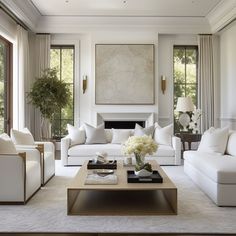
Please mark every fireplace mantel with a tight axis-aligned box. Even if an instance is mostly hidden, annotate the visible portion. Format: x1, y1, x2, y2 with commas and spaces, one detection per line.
96, 112, 154, 128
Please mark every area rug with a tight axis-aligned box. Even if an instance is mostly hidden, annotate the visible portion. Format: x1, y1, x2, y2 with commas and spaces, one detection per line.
0, 161, 236, 233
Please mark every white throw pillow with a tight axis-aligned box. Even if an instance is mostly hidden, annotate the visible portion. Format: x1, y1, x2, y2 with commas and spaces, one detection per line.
84, 123, 107, 144
226, 131, 236, 157
67, 124, 86, 146
111, 129, 131, 144
10, 128, 35, 145
154, 123, 173, 146
134, 123, 154, 137
198, 127, 229, 154
0, 133, 17, 154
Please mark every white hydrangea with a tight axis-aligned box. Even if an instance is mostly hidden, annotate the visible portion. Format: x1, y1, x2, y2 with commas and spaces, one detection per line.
122, 135, 158, 156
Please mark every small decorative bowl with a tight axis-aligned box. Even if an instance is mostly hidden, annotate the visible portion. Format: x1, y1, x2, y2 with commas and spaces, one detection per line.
135, 169, 152, 177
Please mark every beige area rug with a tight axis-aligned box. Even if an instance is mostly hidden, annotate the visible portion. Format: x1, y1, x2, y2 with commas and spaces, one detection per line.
0, 161, 236, 233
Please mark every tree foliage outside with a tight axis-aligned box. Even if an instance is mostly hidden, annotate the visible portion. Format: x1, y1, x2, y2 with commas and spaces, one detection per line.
173, 46, 198, 133
50, 46, 74, 139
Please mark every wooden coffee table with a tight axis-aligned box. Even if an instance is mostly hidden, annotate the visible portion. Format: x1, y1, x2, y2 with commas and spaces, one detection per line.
67, 160, 177, 215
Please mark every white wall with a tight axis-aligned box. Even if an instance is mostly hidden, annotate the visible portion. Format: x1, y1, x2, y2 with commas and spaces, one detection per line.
220, 21, 236, 129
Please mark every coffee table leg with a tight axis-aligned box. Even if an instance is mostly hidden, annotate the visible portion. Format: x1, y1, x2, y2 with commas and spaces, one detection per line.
67, 189, 80, 215
162, 189, 177, 214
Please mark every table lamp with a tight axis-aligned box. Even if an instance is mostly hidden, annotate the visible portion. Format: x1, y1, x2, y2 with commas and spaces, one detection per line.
176, 97, 194, 131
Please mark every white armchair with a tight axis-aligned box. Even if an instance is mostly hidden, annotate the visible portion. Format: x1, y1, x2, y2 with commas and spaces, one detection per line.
15, 142, 55, 185
0, 149, 41, 204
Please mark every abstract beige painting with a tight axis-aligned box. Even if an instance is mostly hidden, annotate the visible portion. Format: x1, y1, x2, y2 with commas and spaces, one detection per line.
95, 44, 155, 104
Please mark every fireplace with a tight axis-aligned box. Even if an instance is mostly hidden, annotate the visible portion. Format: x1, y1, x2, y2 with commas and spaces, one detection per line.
104, 120, 145, 129
96, 112, 154, 128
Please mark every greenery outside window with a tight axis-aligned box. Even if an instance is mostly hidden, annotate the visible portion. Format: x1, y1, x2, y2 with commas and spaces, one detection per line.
0, 36, 12, 134
50, 45, 74, 139
173, 46, 198, 133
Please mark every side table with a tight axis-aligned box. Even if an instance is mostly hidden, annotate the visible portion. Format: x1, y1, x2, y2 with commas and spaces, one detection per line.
175, 133, 202, 151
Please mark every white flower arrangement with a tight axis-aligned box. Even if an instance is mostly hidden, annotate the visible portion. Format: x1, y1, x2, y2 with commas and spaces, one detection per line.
122, 135, 158, 156
189, 108, 202, 133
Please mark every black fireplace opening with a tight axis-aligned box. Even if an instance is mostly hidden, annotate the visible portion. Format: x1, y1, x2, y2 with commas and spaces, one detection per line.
104, 121, 145, 129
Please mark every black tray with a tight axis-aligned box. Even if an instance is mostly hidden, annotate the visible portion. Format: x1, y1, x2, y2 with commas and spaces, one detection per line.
127, 170, 163, 183
87, 160, 117, 169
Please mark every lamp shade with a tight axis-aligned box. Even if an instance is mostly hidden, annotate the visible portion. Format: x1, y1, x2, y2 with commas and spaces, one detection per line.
176, 97, 194, 112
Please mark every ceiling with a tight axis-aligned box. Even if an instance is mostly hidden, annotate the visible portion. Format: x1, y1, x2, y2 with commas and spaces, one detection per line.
31, 0, 221, 17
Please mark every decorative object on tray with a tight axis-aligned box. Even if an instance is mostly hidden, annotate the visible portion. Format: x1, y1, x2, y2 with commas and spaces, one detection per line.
134, 163, 153, 177
123, 135, 158, 177
189, 108, 202, 134
95, 151, 108, 163
127, 170, 163, 183
85, 173, 118, 185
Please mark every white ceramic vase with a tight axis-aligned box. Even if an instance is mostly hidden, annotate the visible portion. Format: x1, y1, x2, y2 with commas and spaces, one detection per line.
40, 117, 52, 140
135, 169, 152, 177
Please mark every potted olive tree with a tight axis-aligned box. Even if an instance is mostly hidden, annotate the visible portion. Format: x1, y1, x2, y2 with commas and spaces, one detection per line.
28, 68, 71, 140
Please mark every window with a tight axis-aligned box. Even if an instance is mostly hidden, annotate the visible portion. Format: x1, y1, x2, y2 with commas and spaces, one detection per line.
173, 46, 198, 133
50, 45, 74, 139
0, 36, 12, 134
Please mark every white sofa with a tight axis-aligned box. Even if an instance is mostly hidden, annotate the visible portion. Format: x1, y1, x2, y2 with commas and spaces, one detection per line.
184, 130, 236, 206
61, 129, 181, 166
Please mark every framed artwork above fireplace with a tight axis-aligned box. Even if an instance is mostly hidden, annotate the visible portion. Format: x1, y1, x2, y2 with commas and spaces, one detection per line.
95, 44, 155, 105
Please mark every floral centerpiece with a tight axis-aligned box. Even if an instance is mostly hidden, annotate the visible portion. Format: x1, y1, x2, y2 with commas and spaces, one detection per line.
189, 108, 202, 133
123, 135, 158, 176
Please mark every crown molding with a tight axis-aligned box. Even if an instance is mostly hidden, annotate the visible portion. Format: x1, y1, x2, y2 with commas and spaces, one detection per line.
207, 0, 236, 33
36, 16, 211, 34
0, 0, 40, 31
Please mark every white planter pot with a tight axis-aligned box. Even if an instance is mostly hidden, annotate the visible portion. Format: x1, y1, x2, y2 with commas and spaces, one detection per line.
40, 117, 52, 140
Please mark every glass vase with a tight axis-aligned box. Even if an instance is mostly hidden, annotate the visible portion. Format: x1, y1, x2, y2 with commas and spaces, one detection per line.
134, 153, 145, 167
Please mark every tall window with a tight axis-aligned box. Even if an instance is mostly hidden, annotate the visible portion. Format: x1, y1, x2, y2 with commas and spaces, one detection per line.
50, 45, 74, 139
173, 46, 198, 133
0, 36, 12, 134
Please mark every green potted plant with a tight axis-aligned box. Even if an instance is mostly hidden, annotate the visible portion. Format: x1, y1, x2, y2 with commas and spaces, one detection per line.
28, 68, 71, 140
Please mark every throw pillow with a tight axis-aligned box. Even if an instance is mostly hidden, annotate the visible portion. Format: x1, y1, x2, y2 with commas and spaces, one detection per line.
84, 123, 107, 144
10, 128, 35, 145
198, 127, 229, 154
154, 123, 173, 146
0, 133, 17, 154
67, 124, 86, 146
134, 123, 154, 137
111, 129, 131, 144
226, 131, 236, 157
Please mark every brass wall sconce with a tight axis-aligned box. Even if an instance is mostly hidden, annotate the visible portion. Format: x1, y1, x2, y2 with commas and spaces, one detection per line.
161, 75, 166, 94
83, 75, 87, 94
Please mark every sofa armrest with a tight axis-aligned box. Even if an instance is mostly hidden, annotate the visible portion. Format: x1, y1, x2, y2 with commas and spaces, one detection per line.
172, 136, 181, 165
61, 136, 71, 166
35, 141, 55, 154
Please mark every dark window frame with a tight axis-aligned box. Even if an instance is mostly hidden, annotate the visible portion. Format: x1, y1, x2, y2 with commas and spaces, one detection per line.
173, 45, 198, 133
50, 45, 75, 139
0, 35, 13, 134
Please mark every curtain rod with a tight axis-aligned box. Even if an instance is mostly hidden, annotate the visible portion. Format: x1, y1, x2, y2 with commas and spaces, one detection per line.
0, 2, 29, 31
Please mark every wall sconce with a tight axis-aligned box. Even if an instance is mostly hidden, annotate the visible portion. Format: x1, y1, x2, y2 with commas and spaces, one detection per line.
82, 75, 87, 94
161, 75, 166, 94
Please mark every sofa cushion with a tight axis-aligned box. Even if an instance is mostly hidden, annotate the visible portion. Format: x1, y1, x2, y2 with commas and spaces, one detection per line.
67, 124, 86, 146
184, 150, 236, 184
68, 144, 123, 157
134, 123, 154, 137
84, 123, 107, 144
111, 129, 130, 144
10, 128, 35, 145
154, 123, 173, 146
226, 131, 236, 157
198, 127, 229, 154
153, 145, 175, 157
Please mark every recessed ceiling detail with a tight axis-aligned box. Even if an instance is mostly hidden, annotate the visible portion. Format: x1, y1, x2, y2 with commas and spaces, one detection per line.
31, 0, 221, 17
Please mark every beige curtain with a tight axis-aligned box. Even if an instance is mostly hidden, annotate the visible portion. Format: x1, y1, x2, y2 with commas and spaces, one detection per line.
198, 35, 216, 132
15, 25, 30, 130
34, 34, 51, 140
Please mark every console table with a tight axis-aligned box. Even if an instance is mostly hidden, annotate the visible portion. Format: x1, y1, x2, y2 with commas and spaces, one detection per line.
175, 133, 202, 151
